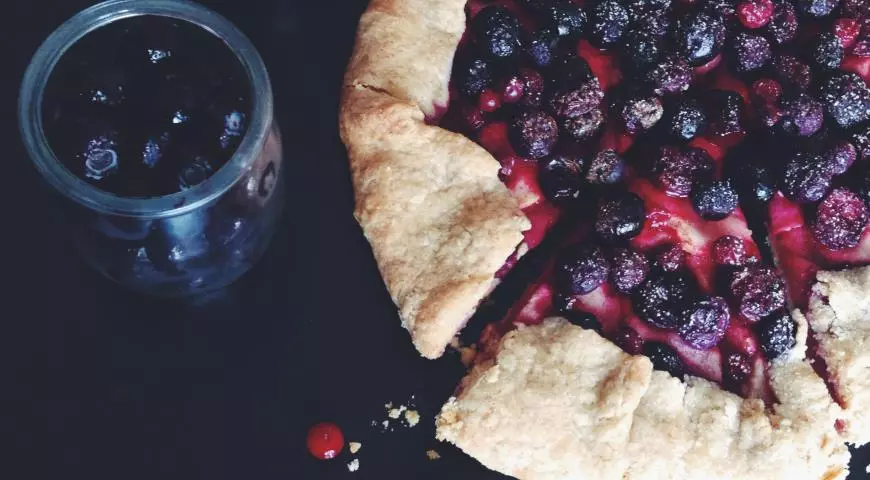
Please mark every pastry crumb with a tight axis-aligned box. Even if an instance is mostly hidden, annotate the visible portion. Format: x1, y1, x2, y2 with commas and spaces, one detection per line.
349, 442, 361, 454
449, 336, 461, 349
381, 420, 390, 429
426, 449, 441, 460
866, 463, 870, 474
347, 459, 359, 472
404, 409, 420, 427
384, 402, 393, 409
388, 405, 406, 419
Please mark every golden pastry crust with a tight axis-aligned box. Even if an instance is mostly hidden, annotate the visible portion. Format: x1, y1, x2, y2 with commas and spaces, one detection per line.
800, 267, 870, 446
340, 0, 529, 358
437, 318, 850, 480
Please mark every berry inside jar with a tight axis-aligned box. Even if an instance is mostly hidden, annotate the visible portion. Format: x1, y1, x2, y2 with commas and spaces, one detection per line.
42, 15, 252, 198
439, 0, 870, 400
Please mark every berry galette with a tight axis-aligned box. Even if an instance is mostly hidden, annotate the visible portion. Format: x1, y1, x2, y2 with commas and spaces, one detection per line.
340, 0, 870, 478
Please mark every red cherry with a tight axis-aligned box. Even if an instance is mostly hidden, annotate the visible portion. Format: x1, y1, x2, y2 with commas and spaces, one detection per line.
307, 422, 344, 460
750, 78, 782, 104
499, 75, 524, 103
833, 18, 861, 50
479, 90, 501, 112
737, 0, 774, 29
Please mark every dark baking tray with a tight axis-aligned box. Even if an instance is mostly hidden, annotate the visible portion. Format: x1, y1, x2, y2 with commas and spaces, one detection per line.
4, 0, 869, 478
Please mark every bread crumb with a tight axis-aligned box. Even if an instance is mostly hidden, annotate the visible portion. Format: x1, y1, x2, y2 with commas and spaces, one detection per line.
347, 459, 359, 472
404, 409, 420, 427
449, 336, 461, 349
865, 463, 870, 474
381, 420, 390, 429
349, 442, 361, 454
388, 405, 407, 419
384, 402, 393, 409
426, 449, 441, 460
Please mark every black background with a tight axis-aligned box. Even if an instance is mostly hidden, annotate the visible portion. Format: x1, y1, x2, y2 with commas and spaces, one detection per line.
3, 1, 868, 479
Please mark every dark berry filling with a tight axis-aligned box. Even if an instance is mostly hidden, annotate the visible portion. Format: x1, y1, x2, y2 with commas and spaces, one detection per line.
441, 0, 870, 400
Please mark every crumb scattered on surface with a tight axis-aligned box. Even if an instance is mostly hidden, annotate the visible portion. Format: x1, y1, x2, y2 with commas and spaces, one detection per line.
347, 459, 359, 472
388, 405, 407, 419
349, 442, 361, 454
384, 402, 393, 409
381, 420, 390, 429
426, 449, 441, 460
449, 336, 461, 349
866, 463, 870, 474
404, 409, 420, 427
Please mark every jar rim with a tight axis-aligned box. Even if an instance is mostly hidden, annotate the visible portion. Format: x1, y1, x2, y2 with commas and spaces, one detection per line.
18, 0, 274, 219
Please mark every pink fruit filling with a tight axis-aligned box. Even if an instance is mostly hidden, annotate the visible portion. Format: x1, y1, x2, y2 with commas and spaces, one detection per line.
440, 0, 870, 403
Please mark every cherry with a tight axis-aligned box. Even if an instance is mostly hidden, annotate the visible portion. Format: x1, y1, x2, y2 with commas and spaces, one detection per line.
479, 90, 502, 112
737, 0, 774, 29
750, 78, 781, 104
307, 422, 344, 460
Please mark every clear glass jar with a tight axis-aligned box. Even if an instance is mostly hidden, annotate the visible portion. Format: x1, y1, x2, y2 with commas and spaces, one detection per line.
19, 0, 284, 297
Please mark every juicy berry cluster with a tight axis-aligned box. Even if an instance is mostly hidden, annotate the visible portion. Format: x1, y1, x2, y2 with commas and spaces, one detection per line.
43, 16, 251, 198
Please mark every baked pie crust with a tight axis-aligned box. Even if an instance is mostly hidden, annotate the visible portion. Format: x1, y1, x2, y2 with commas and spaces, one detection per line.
340, 0, 870, 477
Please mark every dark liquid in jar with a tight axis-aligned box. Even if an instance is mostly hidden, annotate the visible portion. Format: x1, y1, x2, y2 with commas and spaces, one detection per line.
42, 15, 253, 198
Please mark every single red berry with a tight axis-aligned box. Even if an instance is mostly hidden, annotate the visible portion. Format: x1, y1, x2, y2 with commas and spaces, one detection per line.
751, 78, 782, 104
500, 75, 525, 103
462, 105, 486, 131
737, 0, 774, 29
712, 235, 748, 266
833, 18, 861, 50
479, 89, 501, 112
307, 422, 344, 460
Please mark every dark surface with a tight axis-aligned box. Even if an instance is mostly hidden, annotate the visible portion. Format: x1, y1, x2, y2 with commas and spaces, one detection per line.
3, 1, 869, 479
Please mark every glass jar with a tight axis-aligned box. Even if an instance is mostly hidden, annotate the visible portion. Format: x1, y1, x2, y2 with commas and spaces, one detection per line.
19, 0, 284, 297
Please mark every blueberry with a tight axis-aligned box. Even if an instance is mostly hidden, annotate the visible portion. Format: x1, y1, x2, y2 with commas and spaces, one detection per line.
84, 146, 120, 181
811, 32, 843, 71
782, 151, 835, 203
770, 55, 812, 92
824, 140, 857, 175
776, 93, 824, 137
620, 29, 661, 69
588, 0, 630, 48
730, 32, 771, 73
562, 109, 605, 141
625, 0, 672, 19
219, 110, 247, 150
757, 311, 796, 360
706, 90, 744, 136
620, 94, 663, 134
795, 0, 840, 18
656, 245, 686, 272
764, 0, 798, 45
548, 78, 604, 118
633, 272, 695, 330
595, 191, 646, 243
652, 146, 715, 198
563, 311, 603, 332
817, 73, 870, 129
557, 244, 611, 295
661, 97, 707, 142
633, 10, 672, 37
509, 109, 559, 158
455, 54, 492, 97
713, 235, 749, 266
541, 2, 587, 37
643, 342, 686, 378
586, 149, 626, 185
539, 153, 587, 204
673, 10, 726, 66
691, 180, 739, 220
812, 187, 869, 250
610, 248, 650, 293
142, 131, 171, 168
644, 55, 692, 95
525, 28, 559, 68
730, 265, 786, 322
471, 6, 522, 60
724, 139, 779, 206
677, 296, 731, 349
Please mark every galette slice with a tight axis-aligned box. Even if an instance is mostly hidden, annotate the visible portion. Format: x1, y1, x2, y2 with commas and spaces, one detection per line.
437, 317, 848, 480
